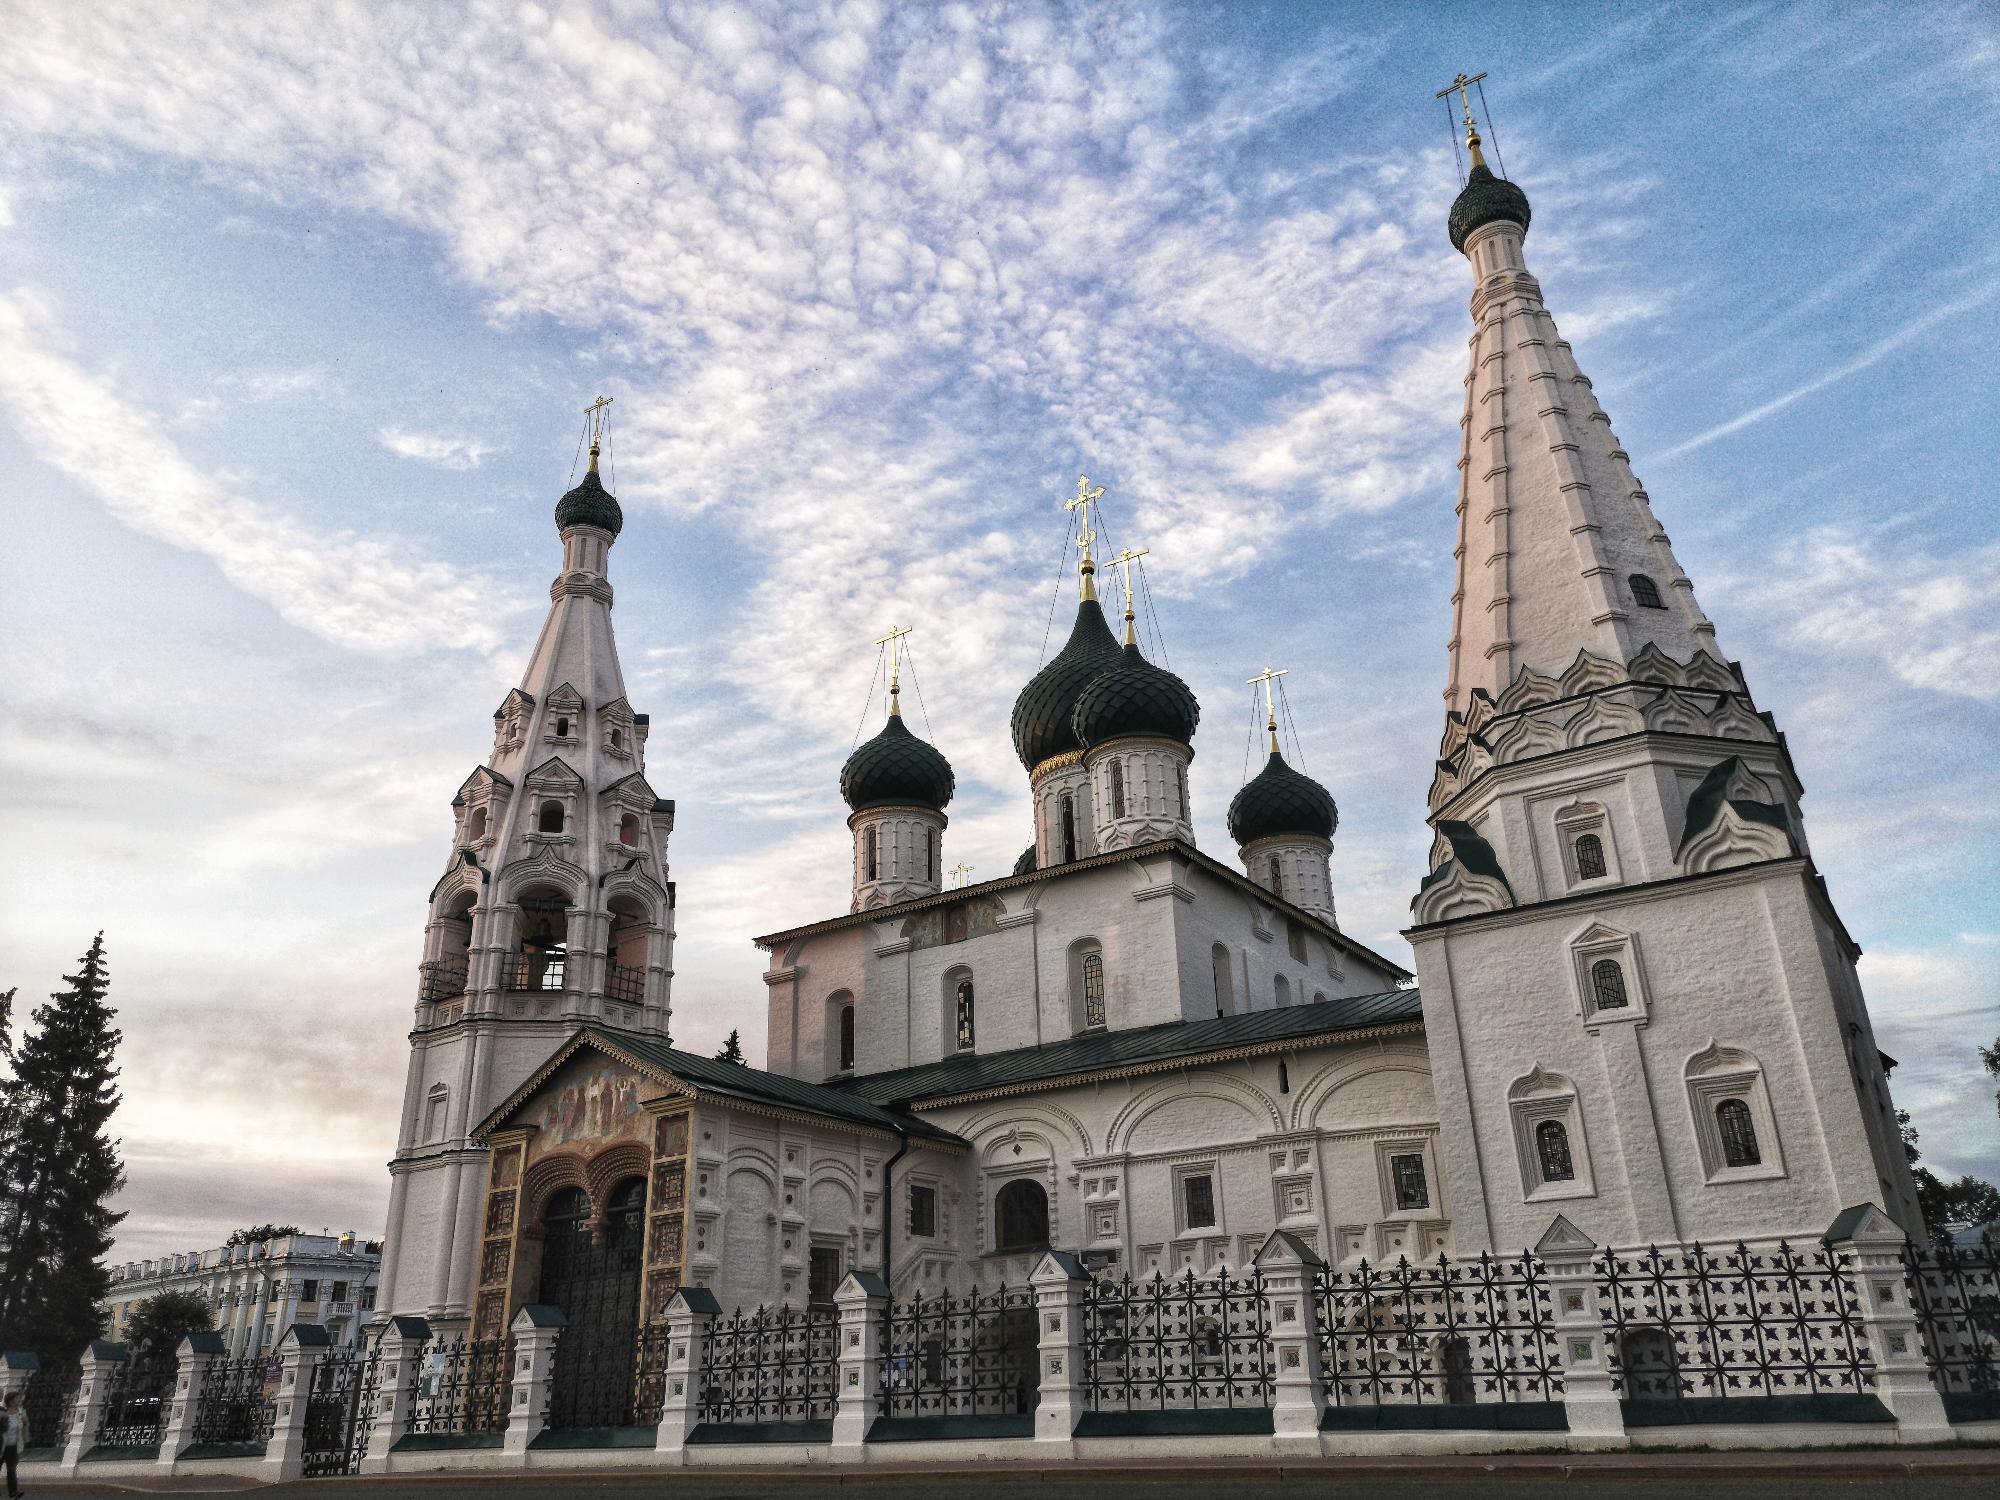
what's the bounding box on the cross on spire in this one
[583,394,614,472]
[948,860,974,889]
[1107,545,1149,644]
[1065,475,1107,598]
[876,623,913,712]
[1248,665,1289,754]
[1435,71,1490,170]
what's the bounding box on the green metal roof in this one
[588,1028,965,1144]
[836,989,1424,1107]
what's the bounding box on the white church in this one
[371,120,1921,1354]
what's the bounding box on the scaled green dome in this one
[841,709,954,814]
[555,465,625,537]
[1448,163,1532,254]
[1227,748,1338,845]
[1010,596,1123,770]
[1071,642,1200,751]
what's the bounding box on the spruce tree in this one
[714,1028,745,1066]
[0,935,126,1360]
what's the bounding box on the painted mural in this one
[534,1063,644,1151]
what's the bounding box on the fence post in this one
[656,1288,719,1458]
[158,1331,227,1466]
[502,1304,565,1458]
[1028,1251,1087,1453]
[0,1351,35,1407]
[1535,1216,1625,1444]
[1827,1205,1953,1440]
[358,1316,428,1475]
[831,1270,888,1462]
[61,1339,126,1469]
[1253,1231,1328,1450]
[258,1324,330,1482]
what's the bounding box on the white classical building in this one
[105,1232,379,1355]
[374,125,1919,1352]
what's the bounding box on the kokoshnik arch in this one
[373,103,1920,1339]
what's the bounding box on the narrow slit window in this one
[864,826,878,881]
[1081,952,1105,1029]
[955,979,975,1051]
[1269,856,1283,899]
[1060,795,1077,864]
[1110,759,1126,820]
[838,1004,854,1072]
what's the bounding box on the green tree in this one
[714,1029,745,1066]
[224,1224,299,1247]
[1916,1170,2000,1236]
[0,935,126,1361]
[121,1289,213,1371]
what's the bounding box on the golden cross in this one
[949,861,974,888]
[1107,546,1149,636]
[1248,666,1289,749]
[583,393,614,444]
[875,623,913,699]
[1064,474,1106,560]
[1434,71,1490,166]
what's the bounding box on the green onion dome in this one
[554,464,624,537]
[1010,596,1123,770]
[1070,642,1200,751]
[840,708,954,814]
[1448,162,1531,254]
[1227,748,1337,844]
[1012,845,1038,876]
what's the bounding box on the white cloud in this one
[377,426,501,470]
[0,288,509,656]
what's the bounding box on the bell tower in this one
[1405,82,1921,1254]
[375,400,678,1329]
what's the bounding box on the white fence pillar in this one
[1535,1215,1625,1444]
[358,1316,429,1475]
[61,1340,126,1468]
[656,1289,718,1457]
[1029,1251,1088,1453]
[0,1351,35,1407]
[258,1325,330,1482]
[158,1331,227,1465]
[1254,1231,1328,1450]
[831,1270,888,1462]
[1828,1206,1953,1441]
[503,1304,564,1457]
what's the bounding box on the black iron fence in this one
[299,1344,380,1478]
[545,1322,671,1432]
[880,1282,1037,1418]
[407,1334,512,1439]
[605,961,646,1004]
[1595,1241,1874,1404]
[1082,1268,1272,1414]
[20,1360,79,1453]
[1312,1251,1562,1408]
[94,1357,175,1451]
[1905,1233,2000,1406]
[190,1353,278,1449]
[419,958,469,1002]
[698,1304,838,1426]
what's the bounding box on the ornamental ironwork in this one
[605,961,646,1004]
[21,1360,79,1453]
[880,1282,1038,1417]
[1311,1252,1562,1408]
[1904,1233,2000,1397]
[190,1354,279,1448]
[1082,1267,1272,1413]
[94,1357,174,1451]
[407,1334,512,1438]
[698,1304,839,1426]
[543,1322,671,1431]
[298,1345,380,1478]
[1594,1241,1874,1402]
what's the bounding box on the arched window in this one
[425,1083,450,1141]
[955,978,975,1051]
[1274,973,1291,1008]
[467,806,488,841]
[1574,833,1606,880]
[1717,1098,1760,1167]
[1629,574,1665,610]
[1109,760,1126,820]
[538,801,565,834]
[618,813,639,847]
[926,827,936,884]
[838,1004,855,1072]
[994,1179,1049,1251]
[1269,856,1283,899]
[864,826,879,882]
[1536,1119,1575,1182]
[1210,943,1233,1017]
[1591,959,1628,1010]
[1175,762,1188,821]
[1060,795,1077,864]
[1081,952,1106,1029]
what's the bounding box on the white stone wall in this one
[1085,737,1193,850]
[1237,834,1337,927]
[1032,757,1096,867]
[849,807,945,911]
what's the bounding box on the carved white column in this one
[1253,1231,1327,1450]
[655,1288,718,1457]
[831,1270,888,1461]
[358,1316,429,1475]
[1534,1216,1625,1444]
[158,1331,227,1465]
[502,1305,565,1457]
[1030,1251,1087,1454]
[1828,1206,1952,1440]
[258,1325,330,1482]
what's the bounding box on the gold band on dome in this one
[1029,749,1084,782]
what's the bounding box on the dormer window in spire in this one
[538,801,565,834]
[467,806,488,843]
[618,814,639,847]
[1629,574,1666,610]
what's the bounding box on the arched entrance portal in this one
[538,1178,647,1429]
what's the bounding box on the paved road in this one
[21,1477,2000,1499]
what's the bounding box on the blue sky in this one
[0,1,1994,1262]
